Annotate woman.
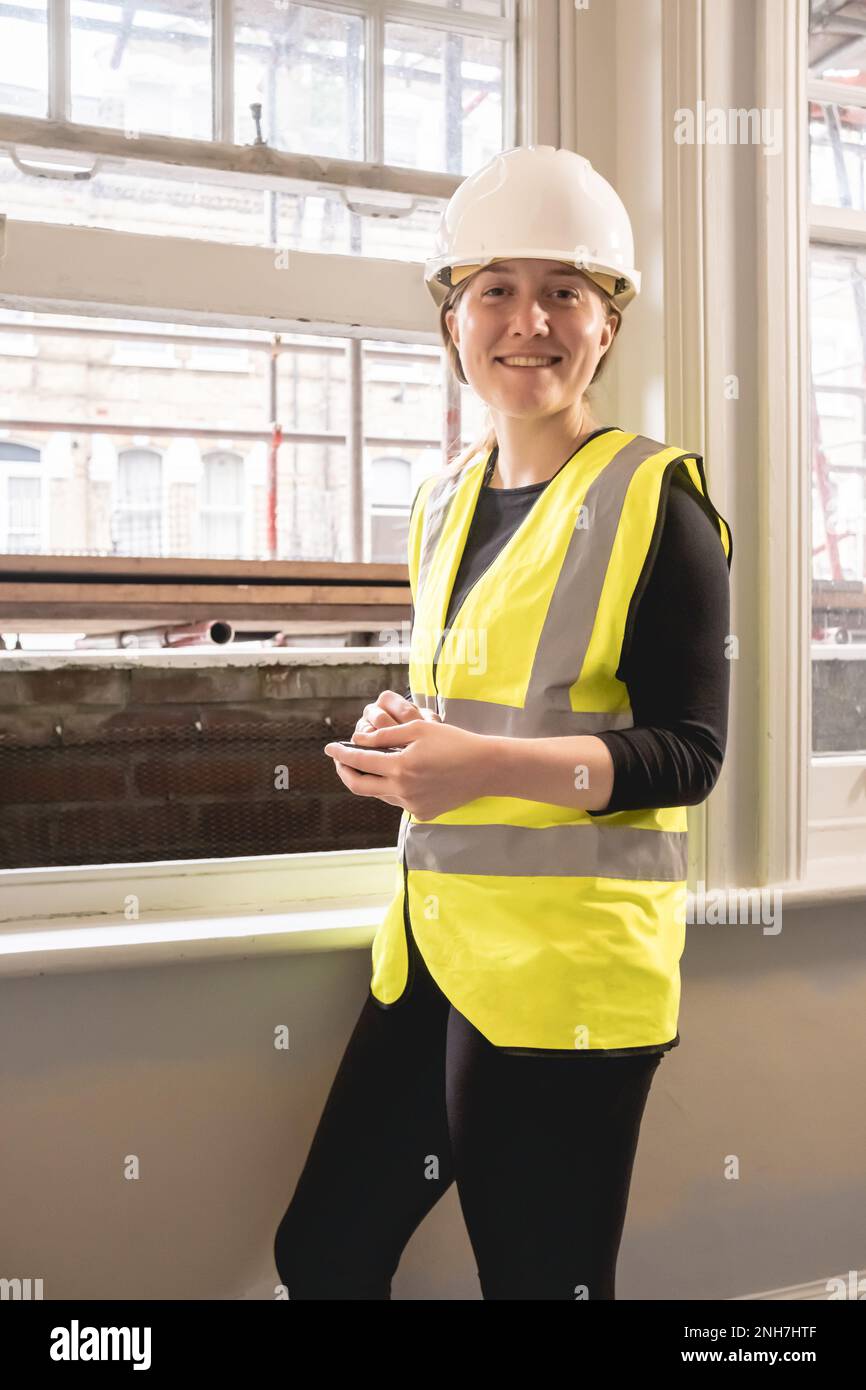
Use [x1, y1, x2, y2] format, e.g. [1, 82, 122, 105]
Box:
[274, 146, 733, 1300]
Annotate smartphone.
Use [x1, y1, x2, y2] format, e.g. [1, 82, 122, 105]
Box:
[334, 739, 402, 754]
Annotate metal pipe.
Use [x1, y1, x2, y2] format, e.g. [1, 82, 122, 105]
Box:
[73, 619, 235, 649]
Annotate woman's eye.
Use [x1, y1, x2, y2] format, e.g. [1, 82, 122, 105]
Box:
[481, 286, 579, 300]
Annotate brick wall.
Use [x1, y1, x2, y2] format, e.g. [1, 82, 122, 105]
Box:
[0, 655, 409, 869]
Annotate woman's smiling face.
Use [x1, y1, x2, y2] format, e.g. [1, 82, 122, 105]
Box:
[445, 258, 617, 418]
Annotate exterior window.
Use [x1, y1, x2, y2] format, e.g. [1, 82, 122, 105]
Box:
[383, 20, 504, 173]
[202, 450, 244, 558]
[114, 447, 163, 556]
[0, 0, 48, 117]
[368, 454, 412, 563]
[808, 5, 866, 753]
[234, 1, 364, 158]
[70, 0, 213, 138]
[0, 442, 42, 552]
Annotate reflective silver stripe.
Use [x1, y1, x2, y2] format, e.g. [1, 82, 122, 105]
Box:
[405, 821, 689, 881]
[429, 697, 634, 736]
[417, 457, 485, 597]
[524, 434, 668, 712]
[411, 434, 674, 738]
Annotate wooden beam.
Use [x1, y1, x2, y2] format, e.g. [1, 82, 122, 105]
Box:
[0, 219, 440, 342]
[0, 554, 410, 583]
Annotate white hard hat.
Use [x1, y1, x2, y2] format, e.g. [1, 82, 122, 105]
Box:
[424, 144, 641, 312]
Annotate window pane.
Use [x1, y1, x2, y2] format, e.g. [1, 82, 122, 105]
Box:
[118, 446, 161, 502]
[115, 447, 162, 554]
[404, 0, 504, 14]
[273, 188, 445, 259]
[0, 308, 450, 567]
[809, 101, 866, 209]
[0, 313, 271, 431]
[234, 0, 364, 159]
[202, 508, 243, 556]
[201, 450, 245, 557]
[808, 245, 866, 754]
[356, 195, 444, 261]
[364, 443, 439, 569]
[0, 0, 47, 116]
[203, 451, 244, 505]
[459, 380, 490, 447]
[0, 151, 446, 257]
[8, 474, 40, 528]
[363, 341, 442, 443]
[362, 341, 443, 567]
[809, 0, 866, 83]
[0, 442, 40, 460]
[276, 337, 348, 436]
[70, 0, 212, 139]
[384, 21, 503, 173]
[0, 151, 274, 243]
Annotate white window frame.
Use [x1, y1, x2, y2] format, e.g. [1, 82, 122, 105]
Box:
[806, 76, 866, 876]
[4, 0, 520, 183]
[0, 0, 561, 935]
[0, 0, 559, 336]
[0, 444, 47, 552]
[660, 0, 866, 901]
[112, 444, 167, 557]
[200, 446, 246, 557]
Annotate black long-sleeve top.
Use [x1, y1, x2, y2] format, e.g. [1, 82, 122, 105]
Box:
[404, 429, 731, 815]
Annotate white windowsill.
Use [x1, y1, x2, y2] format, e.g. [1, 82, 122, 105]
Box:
[769, 859, 866, 908]
[0, 847, 400, 976]
[0, 898, 389, 978]
[1, 854, 864, 979]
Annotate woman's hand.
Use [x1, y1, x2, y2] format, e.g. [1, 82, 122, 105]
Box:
[331, 690, 442, 808]
[324, 715, 489, 822]
[352, 689, 441, 738]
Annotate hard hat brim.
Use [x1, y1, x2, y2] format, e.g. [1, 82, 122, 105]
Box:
[424, 252, 640, 312]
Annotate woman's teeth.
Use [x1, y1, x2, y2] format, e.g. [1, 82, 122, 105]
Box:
[497, 356, 561, 367]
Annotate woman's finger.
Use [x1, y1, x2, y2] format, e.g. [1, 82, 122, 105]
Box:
[357, 706, 399, 734]
[377, 691, 425, 724]
[355, 691, 425, 738]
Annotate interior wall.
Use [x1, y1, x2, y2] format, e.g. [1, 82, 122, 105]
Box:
[1, 894, 862, 1301]
[571, 0, 667, 443]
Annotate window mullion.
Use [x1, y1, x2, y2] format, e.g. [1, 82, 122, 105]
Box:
[502, 0, 518, 148]
[346, 338, 364, 564]
[213, 0, 234, 144]
[514, 0, 534, 145]
[48, 0, 70, 122]
[366, 1, 384, 164]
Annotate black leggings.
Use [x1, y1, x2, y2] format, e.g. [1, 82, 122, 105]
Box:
[273, 925, 665, 1300]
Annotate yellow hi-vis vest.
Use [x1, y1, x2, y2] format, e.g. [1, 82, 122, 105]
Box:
[370, 429, 733, 1054]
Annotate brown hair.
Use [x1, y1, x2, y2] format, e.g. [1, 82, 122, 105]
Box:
[436, 267, 622, 481]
